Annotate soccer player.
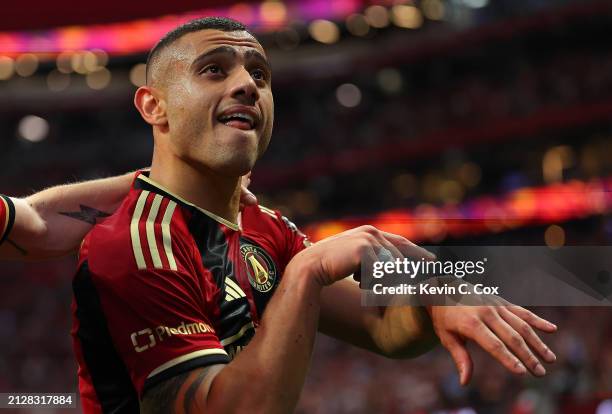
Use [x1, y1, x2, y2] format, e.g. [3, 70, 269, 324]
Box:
[2, 17, 557, 414]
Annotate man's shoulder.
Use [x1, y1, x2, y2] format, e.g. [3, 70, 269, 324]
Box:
[80, 188, 196, 277]
[242, 204, 305, 241]
[240, 204, 310, 268]
[242, 204, 283, 232]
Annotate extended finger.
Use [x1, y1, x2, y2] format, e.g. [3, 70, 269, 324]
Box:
[461, 318, 527, 375]
[485, 311, 547, 376]
[507, 306, 557, 333]
[500, 307, 556, 363]
[439, 332, 473, 386]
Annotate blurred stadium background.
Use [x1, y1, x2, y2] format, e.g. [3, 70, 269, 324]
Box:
[1, 0, 612, 412]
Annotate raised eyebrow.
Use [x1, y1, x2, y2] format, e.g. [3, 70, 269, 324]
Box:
[244, 50, 271, 73]
[190, 46, 236, 71]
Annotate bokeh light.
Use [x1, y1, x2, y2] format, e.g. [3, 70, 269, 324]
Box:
[56, 52, 73, 74]
[18, 115, 49, 143]
[260, 1, 287, 26]
[544, 224, 565, 249]
[86, 68, 112, 90]
[0, 56, 15, 80]
[129, 63, 147, 87]
[346, 14, 370, 37]
[391, 5, 424, 29]
[462, 0, 489, 9]
[422, 0, 445, 20]
[308, 20, 340, 44]
[364, 5, 390, 28]
[15, 54, 38, 77]
[336, 83, 362, 108]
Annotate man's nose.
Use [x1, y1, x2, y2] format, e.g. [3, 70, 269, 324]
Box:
[229, 67, 259, 105]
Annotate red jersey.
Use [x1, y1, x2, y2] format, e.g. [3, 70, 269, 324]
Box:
[72, 172, 309, 413]
[0, 195, 15, 245]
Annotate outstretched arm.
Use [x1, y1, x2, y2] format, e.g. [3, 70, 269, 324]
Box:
[0, 172, 135, 260]
[0, 172, 258, 261]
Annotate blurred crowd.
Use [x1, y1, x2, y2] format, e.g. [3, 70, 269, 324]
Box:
[269, 19, 612, 166]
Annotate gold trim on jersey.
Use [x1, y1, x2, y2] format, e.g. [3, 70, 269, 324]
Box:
[138, 175, 240, 231]
[131, 191, 178, 271]
[146, 194, 164, 268]
[131, 191, 149, 270]
[220, 321, 255, 347]
[258, 205, 277, 219]
[161, 201, 178, 271]
[147, 348, 228, 379]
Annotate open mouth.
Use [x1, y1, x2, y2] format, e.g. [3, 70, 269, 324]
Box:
[217, 112, 257, 131]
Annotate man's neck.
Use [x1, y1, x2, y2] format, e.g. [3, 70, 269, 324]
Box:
[148, 156, 241, 226]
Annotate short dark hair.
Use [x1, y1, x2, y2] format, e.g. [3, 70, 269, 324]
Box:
[146, 16, 254, 83]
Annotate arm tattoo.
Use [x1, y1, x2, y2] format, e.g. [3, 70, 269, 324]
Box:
[182, 369, 210, 414]
[140, 368, 214, 414]
[141, 372, 187, 414]
[59, 205, 111, 225]
[6, 239, 27, 256]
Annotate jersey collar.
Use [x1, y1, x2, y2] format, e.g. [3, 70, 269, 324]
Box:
[135, 172, 241, 231]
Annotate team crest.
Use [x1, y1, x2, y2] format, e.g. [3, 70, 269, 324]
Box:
[240, 244, 277, 293]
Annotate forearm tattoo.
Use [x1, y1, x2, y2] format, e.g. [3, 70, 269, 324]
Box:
[59, 205, 111, 225]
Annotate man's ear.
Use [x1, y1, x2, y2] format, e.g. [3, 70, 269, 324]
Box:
[134, 86, 167, 126]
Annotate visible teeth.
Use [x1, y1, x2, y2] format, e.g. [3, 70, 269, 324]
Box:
[219, 112, 255, 126]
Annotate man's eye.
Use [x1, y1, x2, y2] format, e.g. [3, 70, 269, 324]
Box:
[202, 65, 221, 74]
[251, 69, 266, 81]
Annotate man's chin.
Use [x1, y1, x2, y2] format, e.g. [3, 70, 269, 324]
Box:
[211, 153, 258, 178]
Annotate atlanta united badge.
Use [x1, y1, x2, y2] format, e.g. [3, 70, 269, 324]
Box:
[240, 244, 277, 293]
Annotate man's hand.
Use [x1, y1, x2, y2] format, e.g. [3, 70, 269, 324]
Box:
[428, 305, 557, 385]
[291, 225, 435, 287]
[300, 225, 558, 387]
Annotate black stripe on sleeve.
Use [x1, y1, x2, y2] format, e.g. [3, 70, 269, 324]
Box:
[143, 353, 229, 394]
[0, 195, 15, 245]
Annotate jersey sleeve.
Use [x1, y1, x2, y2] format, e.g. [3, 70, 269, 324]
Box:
[0, 195, 15, 245]
[241, 204, 311, 273]
[277, 213, 311, 265]
[77, 264, 229, 396]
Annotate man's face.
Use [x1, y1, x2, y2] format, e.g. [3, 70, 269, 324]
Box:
[155, 29, 274, 177]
